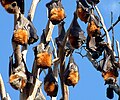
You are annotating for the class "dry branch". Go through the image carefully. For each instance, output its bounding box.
[28,0,41,21]
[95,6,112,49]
[44,20,54,43]
[19,0,45,99]
[0,74,11,100]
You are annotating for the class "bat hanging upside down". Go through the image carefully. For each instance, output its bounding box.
[46,0,66,25]
[64,55,80,87]
[68,12,86,49]
[44,68,58,97]
[9,54,34,92]
[76,0,90,23]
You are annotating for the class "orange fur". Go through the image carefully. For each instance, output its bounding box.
[13,29,28,45]
[67,70,79,86]
[50,7,65,23]
[87,20,101,37]
[44,82,56,96]
[9,74,26,90]
[77,7,89,23]
[102,71,117,82]
[9,74,19,83]
[36,52,52,69]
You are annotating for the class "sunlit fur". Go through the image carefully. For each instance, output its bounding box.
[77,7,89,23]
[44,82,56,96]
[13,29,28,45]
[87,20,101,37]
[102,71,117,82]
[67,70,79,87]
[9,74,26,90]
[50,7,65,24]
[36,52,52,69]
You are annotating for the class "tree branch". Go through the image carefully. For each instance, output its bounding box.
[95,6,112,49]
[0,74,11,100]
[27,0,41,21]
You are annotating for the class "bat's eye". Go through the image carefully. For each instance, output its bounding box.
[19,78,22,82]
[11,2,17,8]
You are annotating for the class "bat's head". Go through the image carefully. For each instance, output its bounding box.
[1,1,19,14]
[9,72,27,91]
[46,0,66,25]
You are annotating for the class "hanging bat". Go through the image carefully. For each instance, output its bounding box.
[106,85,114,99]
[33,43,52,69]
[9,54,34,92]
[46,0,66,25]
[86,0,100,6]
[76,0,90,23]
[44,68,58,97]
[101,51,119,85]
[0,0,24,14]
[64,55,80,87]
[86,35,105,59]
[12,14,39,45]
[68,12,86,49]
[87,14,101,37]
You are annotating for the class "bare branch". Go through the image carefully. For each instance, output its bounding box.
[108,15,120,32]
[95,6,112,49]
[0,74,11,100]
[44,20,54,43]
[27,0,41,21]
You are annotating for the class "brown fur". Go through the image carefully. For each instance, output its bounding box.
[67,70,79,86]
[50,7,65,23]
[77,7,89,23]
[44,82,56,96]
[87,20,101,37]
[36,52,52,69]
[9,74,26,90]
[102,71,117,82]
[13,29,28,45]
[69,34,81,49]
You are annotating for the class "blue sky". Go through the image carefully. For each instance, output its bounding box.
[0,0,120,100]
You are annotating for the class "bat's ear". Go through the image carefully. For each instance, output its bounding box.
[46,0,66,25]
[86,0,100,5]
[20,0,24,14]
